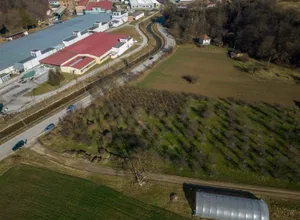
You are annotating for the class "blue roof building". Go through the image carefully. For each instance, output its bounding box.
[0,13,111,73]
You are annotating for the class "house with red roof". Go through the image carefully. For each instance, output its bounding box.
[85,1,112,14]
[40,32,133,75]
[75,0,89,15]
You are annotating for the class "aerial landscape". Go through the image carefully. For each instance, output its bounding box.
[0,0,300,220]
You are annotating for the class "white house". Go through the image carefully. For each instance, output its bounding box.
[198,34,211,46]
[111,37,134,58]
[88,22,109,33]
[129,0,160,9]
[62,30,91,47]
[0,73,11,84]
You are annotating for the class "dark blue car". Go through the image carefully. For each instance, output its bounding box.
[44,123,55,132]
[67,104,75,113]
[12,139,27,151]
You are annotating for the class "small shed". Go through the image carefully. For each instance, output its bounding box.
[195,191,269,220]
[198,34,211,46]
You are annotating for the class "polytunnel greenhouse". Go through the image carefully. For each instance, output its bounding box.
[195,191,269,220]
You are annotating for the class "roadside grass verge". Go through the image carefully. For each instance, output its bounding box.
[0,164,188,220]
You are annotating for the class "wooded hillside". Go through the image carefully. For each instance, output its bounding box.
[163,0,300,67]
[0,0,49,34]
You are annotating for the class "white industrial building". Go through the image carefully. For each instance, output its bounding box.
[111,11,129,27]
[88,21,109,33]
[129,0,160,9]
[41,32,134,75]
[62,30,91,47]
[14,47,57,72]
[111,37,134,58]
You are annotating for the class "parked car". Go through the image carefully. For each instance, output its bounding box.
[12,139,27,151]
[149,56,154,60]
[44,123,55,132]
[67,104,75,113]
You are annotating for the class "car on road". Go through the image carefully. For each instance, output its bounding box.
[12,139,27,151]
[149,56,154,60]
[44,123,55,132]
[67,104,75,113]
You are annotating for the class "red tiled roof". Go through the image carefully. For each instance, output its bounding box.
[86,1,112,11]
[62,56,94,70]
[78,0,89,6]
[41,50,76,66]
[41,32,128,66]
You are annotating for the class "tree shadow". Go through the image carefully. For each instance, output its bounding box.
[183,183,258,213]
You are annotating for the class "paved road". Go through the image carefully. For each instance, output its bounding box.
[0,22,174,161]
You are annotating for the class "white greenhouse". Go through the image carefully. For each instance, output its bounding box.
[195,191,269,220]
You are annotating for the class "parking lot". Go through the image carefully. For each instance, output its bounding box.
[0,66,49,113]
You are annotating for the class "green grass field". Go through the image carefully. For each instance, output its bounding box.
[138,45,300,107]
[27,72,76,96]
[0,164,187,220]
[42,87,300,190]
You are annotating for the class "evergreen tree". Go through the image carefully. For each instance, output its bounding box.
[48,69,64,86]
[0,24,9,36]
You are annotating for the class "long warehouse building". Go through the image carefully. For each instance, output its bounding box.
[0,14,111,75]
[40,32,133,75]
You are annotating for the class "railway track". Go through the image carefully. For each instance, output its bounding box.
[0,22,164,143]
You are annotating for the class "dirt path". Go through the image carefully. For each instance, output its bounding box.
[31,144,300,200]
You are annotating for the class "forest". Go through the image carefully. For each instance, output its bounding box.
[0,0,49,34]
[163,0,300,67]
[43,87,300,190]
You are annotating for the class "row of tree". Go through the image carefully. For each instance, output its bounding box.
[163,0,300,67]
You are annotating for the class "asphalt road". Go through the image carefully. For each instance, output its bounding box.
[0,22,174,161]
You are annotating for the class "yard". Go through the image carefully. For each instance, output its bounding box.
[138,45,300,107]
[0,164,187,220]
